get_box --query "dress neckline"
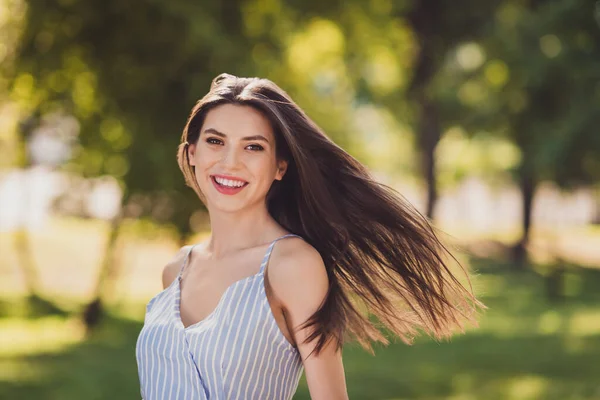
[175,233,300,331]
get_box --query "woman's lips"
[210,175,249,195]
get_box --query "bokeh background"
[1,0,600,399]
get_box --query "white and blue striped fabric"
[135,233,305,399]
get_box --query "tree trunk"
[418,96,441,219]
[512,166,536,267]
[406,0,442,220]
[82,212,124,334]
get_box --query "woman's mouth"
[210,175,249,195]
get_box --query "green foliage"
[442,0,600,188]
[9,0,268,234]
[4,0,599,231]
[8,0,386,234]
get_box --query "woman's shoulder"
[274,235,323,267]
[268,235,329,311]
[161,245,195,289]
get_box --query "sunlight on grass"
[446,395,478,400]
[0,359,45,382]
[569,310,600,336]
[0,316,85,357]
[538,310,562,335]
[536,309,600,337]
[506,375,548,400]
[471,274,507,298]
[451,373,476,393]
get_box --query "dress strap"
[259,233,302,275]
[177,244,197,279]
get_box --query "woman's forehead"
[202,103,274,141]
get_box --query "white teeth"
[214,176,246,188]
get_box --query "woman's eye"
[205,137,262,151]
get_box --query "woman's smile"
[210,174,249,195]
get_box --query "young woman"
[135,73,484,400]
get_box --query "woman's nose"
[220,145,241,168]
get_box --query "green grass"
[1,258,600,399]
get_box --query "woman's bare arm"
[269,239,349,400]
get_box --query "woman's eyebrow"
[203,128,270,143]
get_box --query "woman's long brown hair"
[177,73,485,356]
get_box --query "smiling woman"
[185,102,289,216]
[188,104,283,207]
[134,73,485,400]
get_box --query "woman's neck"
[204,204,282,258]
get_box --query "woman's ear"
[188,143,196,166]
[275,159,288,181]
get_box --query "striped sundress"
[135,233,305,399]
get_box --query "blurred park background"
[0,0,599,399]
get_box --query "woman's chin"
[205,195,254,214]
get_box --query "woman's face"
[187,103,287,213]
